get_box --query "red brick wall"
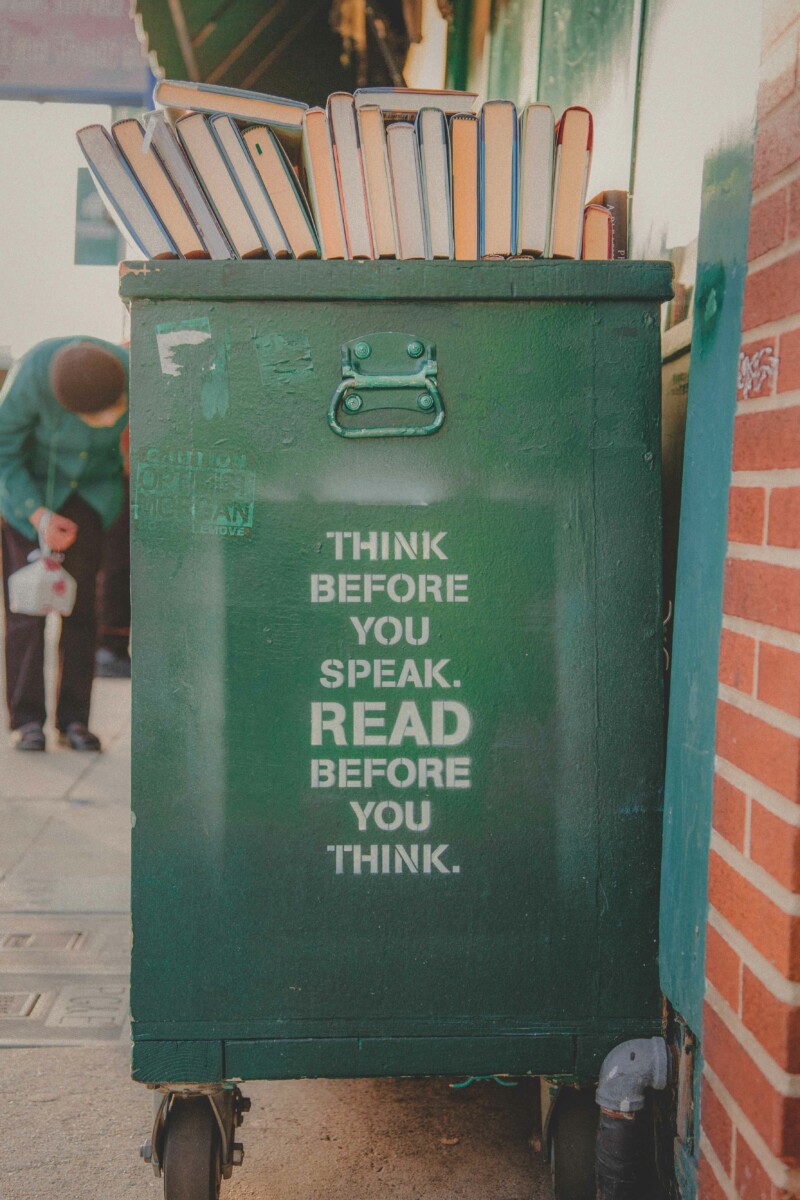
[700,2,800,1196]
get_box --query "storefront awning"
[133,0,419,105]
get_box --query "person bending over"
[0,338,129,751]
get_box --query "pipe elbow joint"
[595,1036,670,1114]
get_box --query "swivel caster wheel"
[162,1096,222,1200]
[549,1087,598,1200]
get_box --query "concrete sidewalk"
[0,625,549,1200]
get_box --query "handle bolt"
[417,392,434,411]
[345,393,363,412]
[353,341,371,360]
[407,340,424,358]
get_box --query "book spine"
[149,119,234,260]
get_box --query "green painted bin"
[123,259,671,1184]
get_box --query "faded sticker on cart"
[155,320,231,420]
[133,448,255,537]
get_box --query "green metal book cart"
[123,259,673,1199]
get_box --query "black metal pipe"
[596,1108,651,1199]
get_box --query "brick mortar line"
[744,792,753,858]
[708,907,800,1005]
[726,541,800,568]
[736,390,800,415]
[751,154,800,206]
[741,311,800,340]
[717,681,800,738]
[698,1134,738,1200]
[710,829,800,914]
[721,614,800,653]
[706,982,800,1095]
[731,468,800,485]
[750,167,800,212]
[761,494,770,549]
[703,1067,800,1191]
[747,231,800,274]
[715,754,800,829]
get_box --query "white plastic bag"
[8,520,77,617]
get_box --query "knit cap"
[50,343,125,415]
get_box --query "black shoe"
[95,647,131,679]
[58,723,101,752]
[12,722,45,752]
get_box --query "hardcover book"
[112,118,209,259]
[210,116,292,259]
[154,79,307,132]
[76,124,177,260]
[327,92,373,259]
[302,108,348,260]
[354,88,477,117]
[548,106,593,259]
[582,203,613,260]
[517,104,554,257]
[140,114,234,260]
[241,124,320,259]
[176,113,267,259]
[386,122,428,260]
[589,189,628,259]
[450,113,479,260]
[417,108,453,260]
[479,100,518,258]
[357,104,398,259]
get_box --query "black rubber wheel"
[550,1087,599,1200]
[162,1096,222,1200]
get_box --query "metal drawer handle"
[327,333,445,439]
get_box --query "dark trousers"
[97,476,130,655]
[2,495,103,731]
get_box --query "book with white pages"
[176,113,267,259]
[327,92,373,259]
[517,103,554,257]
[210,116,291,258]
[302,107,348,260]
[111,118,208,259]
[76,124,177,260]
[582,203,613,259]
[386,122,427,260]
[142,113,234,260]
[548,106,593,259]
[154,79,307,132]
[355,87,477,117]
[416,107,452,259]
[241,124,319,259]
[450,113,479,260]
[357,104,397,258]
[479,100,518,258]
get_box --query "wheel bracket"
[139,1086,250,1181]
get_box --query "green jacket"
[0,337,129,541]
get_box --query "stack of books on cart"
[76,81,629,264]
